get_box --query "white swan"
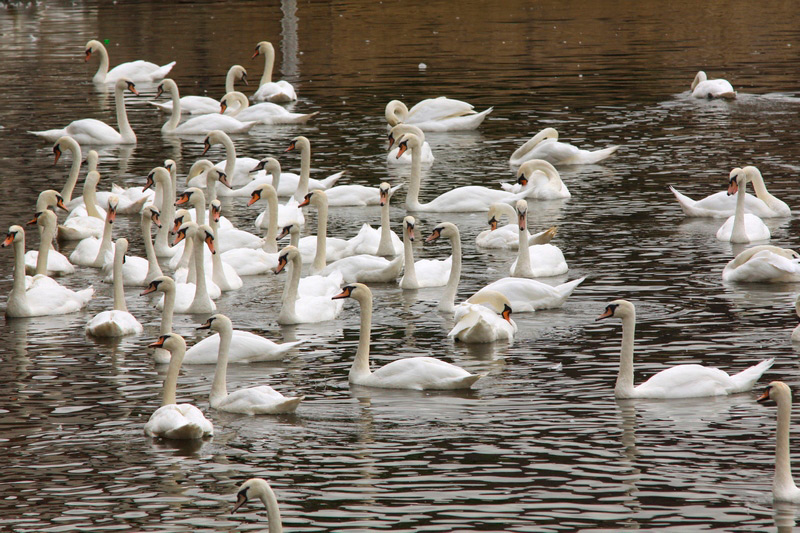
[193,130,273,190]
[757,382,800,502]
[387,124,434,165]
[86,238,143,337]
[204,213,244,292]
[231,478,283,532]
[221,92,316,124]
[158,79,257,135]
[424,222,463,312]
[509,127,619,167]
[69,196,117,268]
[30,79,138,144]
[321,253,403,284]
[184,315,302,365]
[449,290,517,343]
[342,182,403,257]
[722,245,800,283]
[250,164,305,231]
[509,200,569,278]
[691,70,735,99]
[670,166,790,218]
[476,202,557,249]
[297,190,354,268]
[200,314,304,414]
[249,152,343,198]
[53,135,82,204]
[24,208,74,276]
[209,200,263,254]
[716,167,771,243]
[333,283,482,389]
[150,64,247,114]
[399,216,451,289]
[143,334,214,440]
[475,276,585,313]
[85,39,175,84]
[501,159,571,199]
[251,41,297,103]
[140,276,177,364]
[273,246,344,325]
[157,222,217,314]
[597,299,773,398]
[397,132,537,211]
[2,225,93,317]
[385,97,492,131]
[220,186,282,276]
[60,171,105,241]
[102,206,163,286]
[144,166,178,257]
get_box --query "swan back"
[465,290,513,315]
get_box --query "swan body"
[510,127,619,167]
[30,79,138,144]
[144,166,179,257]
[757,382,800,503]
[248,166,305,232]
[185,330,302,365]
[231,478,284,532]
[342,183,403,257]
[509,200,569,277]
[140,276,178,364]
[716,168,770,243]
[143,334,213,440]
[158,79,257,135]
[334,284,482,389]
[59,171,106,240]
[52,136,82,204]
[476,276,585,313]
[501,159,571,199]
[222,92,316,124]
[385,97,492,132]
[85,39,174,84]
[249,155,343,198]
[2,225,93,317]
[476,202,557,249]
[69,196,118,268]
[387,124,434,165]
[722,245,800,283]
[322,254,404,283]
[86,238,143,337]
[691,70,736,99]
[25,208,75,276]
[251,41,297,103]
[670,166,790,218]
[299,190,355,270]
[449,291,516,343]
[273,246,344,325]
[102,206,163,286]
[399,216,451,289]
[424,222,465,312]
[598,299,774,399]
[150,64,247,114]
[201,315,303,415]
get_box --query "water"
[2,0,800,531]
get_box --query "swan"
[52,135,82,204]
[297,190,354,268]
[273,246,345,325]
[184,314,302,365]
[251,40,297,103]
[342,182,403,257]
[757,382,800,502]
[509,127,619,167]
[156,222,217,314]
[476,202,557,249]
[221,91,316,124]
[144,166,178,257]
[157,79,257,135]
[597,299,774,398]
[449,290,517,343]
[194,130,270,190]
[321,252,403,284]
[250,165,305,231]
[168,218,222,297]
[143,334,214,440]
[423,222,463,312]
[670,166,790,218]
[102,206,163,286]
[140,276,178,364]
[209,200,263,254]
[24,208,75,276]
[509,200,569,278]
[86,238,143,337]
[250,153,342,198]
[333,283,482,389]
[174,188,237,249]
[397,132,538,211]
[85,39,175,84]
[64,150,144,215]
[69,196,117,268]
[385,97,492,131]
[204,211,244,292]
[2,225,93,317]
[387,124,434,165]
[219,187,283,276]
[793,297,800,343]
[60,170,106,241]
[150,64,247,114]
[231,477,283,532]
[722,245,800,283]
[716,167,771,243]
[691,70,736,99]
[200,314,304,414]
[474,276,585,313]
[501,159,571,199]
[30,78,138,144]
[399,216,451,289]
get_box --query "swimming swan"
[150,64,247,114]
[231,477,283,532]
[251,41,297,103]
[385,97,492,132]
[475,202,557,249]
[756,381,800,502]
[509,127,618,167]
[722,245,800,283]
[449,290,517,343]
[85,39,175,84]
[86,238,143,337]
[157,79,257,135]
[273,246,345,325]
[509,200,568,278]
[399,216,451,289]
[716,167,771,243]
[690,70,735,99]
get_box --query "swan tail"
[273,339,305,354]
[241,121,259,132]
[669,186,698,216]
[389,183,404,197]
[148,101,171,111]
[554,277,585,304]
[253,396,304,414]
[443,373,483,389]
[529,226,557,245]
[320,171,345,189]
[29,129,64,142]
[716,91,737,100]
[296,111,319,124]
[150,61,177,81]
[163,422,204,440]
[729,358,774,393]
[579,145,619,164]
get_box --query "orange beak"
[175,193,190,206]
[757,389,771,403]
[202,138,211,155]
[277,225,291,239]
[140,281,160,296]
[148,336,167,349]
[247,191,261,207]
[173,230,186,246]
[273,255,288,274]
[26,213,39,225]
[126,82,139,96]
[425,228,441,243]
[285,141,296,153]
[53,145,62,164]
[332,287,352,300]
[387,133,395,149]
[502,305,512,323]
[220,102,227,114]
[212,207,221,223]
[84,49,92,62]
[251,46,260,59]
[204,234,216,254]
[1,233,14,247]
[108,207,117,224]
[489,217,498,231]
[172,218,183,234]
[218,172,232,189]
[517,176,528,186]
[56,197,68,211]
[298,193,312,207]
[727,178,739,196]
[151,212,162,228]
[379,189,388,206]
[396,142,408,159]
[596,308,614,321]
[144,173,155,191]
[407,226,415,241]
[518,212,526,231]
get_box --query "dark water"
[2,0,800,531]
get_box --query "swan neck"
[165,83,181,131]
[192,233,210,306]
[84,177,101,219]
[161,286,175,334]
[35,219,56,276]
[61,142,81,203]
[93,44,109,82]
[402,230,417,284]
[221,135,237,179]
[260,46,275,85]
[406,143,423,210]
[210,326,231,405]
[295,144,311,201]
[283,253,301,318]
[142,218,162,282]
[224,69,238,94]
[732,178,748,243]
[515,218,532,276]
[376,200,393,256]
[112,247,127,312]
[94,215,113,267]
[439,233,462,312]
[154,176,172,254]
[350,293,373,380]
[11,235,27,298]
[312,201,328,272]
[161,342,185,406]
[264,191,278,252]
[114,80,135,142]
[615,314,636,398]
[260,486,283,533]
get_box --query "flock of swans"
[7,38,799,524]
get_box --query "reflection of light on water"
[281,0,299,79]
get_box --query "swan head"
[388,124,425,149]
[516,159,557,184]
[691,71,708,90]
[115,78,139,96]
[250,157,281,175]
[229,64,248,85]
[379,182,392,206]
[273,245,300,274]
[395,132,421,159]
[1,225,23,248]
[115,237,129,258]
[298,189,326,209]
[727,167,747,196]
[247,184,277,206]
[106,195,119,224]
[52,135,79,164]
[164,159,176,172]
[425,222,459,243]
[385,100,409,126]
[145,167,170,191]
[202,130,228,156]
[37,190,68,212]
[210,200,222,223]
[30,209,56,230]
[466,290,514,321]
[140,275,176,296]
[175,187,204,209]
[252,41,274,59]
[285,136,310,154]
[757,381,791,406]
[143,206,162,228]
[515,200,528,230]
[220,91,248,114]
[232,477,275,513]
[84,40,104,62]
[198,313,232,333]
[403,216,415,241]
[154,79,174,99]
[172,209,192,234]
[173,220,199,247]
[596,299,635,321]
[277,222,299,241]
[148,333,186,353]
[199,224,216,255]
[332,282,371,304]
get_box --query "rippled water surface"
[3,1,800,531]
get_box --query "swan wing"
[106,60,175,83]
[722,250,800,283]
[86,310,143,337]
[185,331,301,364]
[368,356,478,390]
[406,97,475,122]
[216,386,303,415]
[633,363,765,399]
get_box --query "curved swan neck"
[311,197,328,272]
[775,390,799,497]
[60,138,82,203]
[112,241,127,312]
[160,285,175,334]
[439,232,462,312]
[161,340,185,406]
[142,215,163,283]
[260,43,275,85]
[263,187,279,252]
[294,141,312,202]
[351,291,373,380]
[11,233,27,299]
[615,314,636,398]
[219,133,237,179]
[191,231,211,308]
[511,128,557,162]
[402,225,417,285]
[283,252,302,318]
[406,141,423,210]
[114,80,135,143]
[84,173,102,219]
[210,324,232,405]
[154,170,174,255]
[376,196,393,257]
[93,209,114,268]
[225,66,242,94]
[92,43,110,83]
[35,213,57,276]
[164,80,181,131]
[731,177,748,243]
